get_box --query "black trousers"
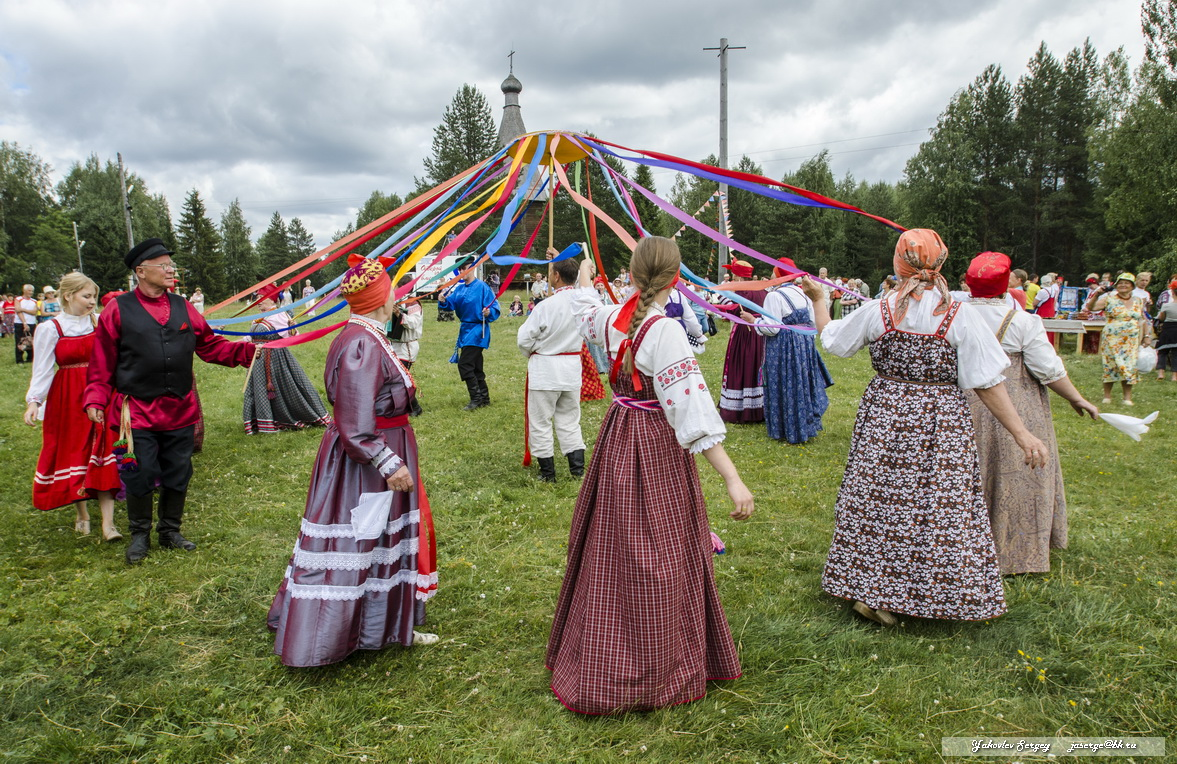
[122,426,196,497]
[457,346,486,392]
[14,323,33,363]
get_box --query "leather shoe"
[125,533,150,564]
[159,531,197,551]
[537,456,557,483]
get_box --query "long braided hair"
[623,236,682,376]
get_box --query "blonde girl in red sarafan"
[546,236,754,715]
[24,272,121,540]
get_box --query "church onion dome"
[501,74,523,94]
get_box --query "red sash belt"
[372,412,435,600]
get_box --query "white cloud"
[0,0,1146,246]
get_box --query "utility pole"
[72,221,84,272]
[117,152,135,249]
[704,38,745,283]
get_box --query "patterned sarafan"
[821,299,1007,621]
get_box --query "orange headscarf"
[891,229,950,326]
[340,255,393,314]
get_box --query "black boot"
[537,457,557,483]
[125,492,154,564]
[157,488,196,551]
[477,380,490,407]
[410,396,423,417]
[567,449,585,478]
[463,378,483,411]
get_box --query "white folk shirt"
[390,303,423,363]
[755,283,814,337]
[574,288,726,453]
[821,294,1011,390]
[966,298,1068,385]
[1033,283,1061,309]
[517,286,583,392]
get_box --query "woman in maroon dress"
[546,238,754,714]
[714,259,767,423]
[268,257,438,667]
[23,273,121,540]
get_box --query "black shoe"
[567,449,586,477]
[463,398,483,411]
[125,533,150,564]
[159,531,197,551]
[537,457,557,483]
[410,397,423,417]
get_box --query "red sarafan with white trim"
[546,316,741,715]
[31,319,119,510]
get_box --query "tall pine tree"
[256,212,290,283]
[220,199,256,296]
[418,84,498,189]
[176,189,224,299]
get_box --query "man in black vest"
[84,239,256,563]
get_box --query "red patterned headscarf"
[340,255,393,314]
[891,229,950,326]
[965,251,1011,299]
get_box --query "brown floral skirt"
[966,353,1066,574]
[821,376,1007,620]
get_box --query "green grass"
[1,305,1174,763]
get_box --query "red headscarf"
[965,252,1011,299]
[722,259,754,279]
[772,257,804,281]
[340,254,393,314]
[891,229,950,326]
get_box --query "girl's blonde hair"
[624,236,682,375]
[57,272,99,325]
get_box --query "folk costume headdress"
[772,257,804,281]
[340,254,394,313]
[722,259,754,279]
[965,252,1011,299]
[891,228,951,326]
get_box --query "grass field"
[1,303,1173,763]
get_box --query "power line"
[734,127,932,157]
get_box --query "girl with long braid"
[546,236,754,715]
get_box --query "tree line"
[1,1,1172,299]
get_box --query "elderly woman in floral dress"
[1084,273,1147,406]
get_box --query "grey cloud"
[0,0,1146,242]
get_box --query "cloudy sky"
[0,0,1146,246]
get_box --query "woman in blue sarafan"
[754,257,833,444]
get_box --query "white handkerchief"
[1100,411,1159,442]
[349,492,394,540]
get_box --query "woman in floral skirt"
[814,230,1047,626]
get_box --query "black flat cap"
[125,238,174,269]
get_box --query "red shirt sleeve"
[84,300,122,411]
[186,302,256,368]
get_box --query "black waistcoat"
[114,292,196,398]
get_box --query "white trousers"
[527,388,585,458]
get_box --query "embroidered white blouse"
[821,294,1011,390]
[574,288,725,453]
